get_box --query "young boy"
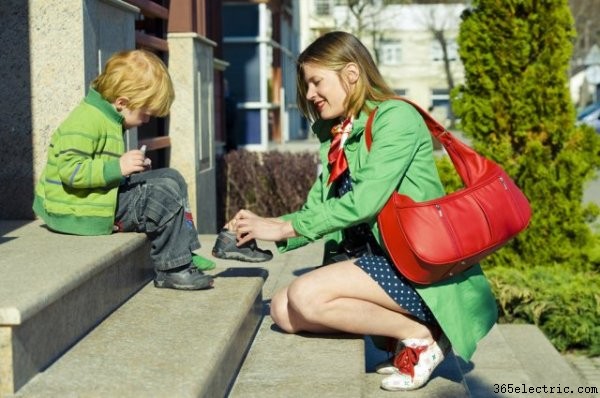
[33,49,214,290]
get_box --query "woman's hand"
[231,209,296,245]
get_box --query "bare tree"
[569,0,600,73]
[335,0,410,64]
[415,4,464,127]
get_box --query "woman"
[229,31,497,391]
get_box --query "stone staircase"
[1,220,596,398]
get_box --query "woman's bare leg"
[269,259,434,342]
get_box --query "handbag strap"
[365,96,490,188]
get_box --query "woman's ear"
[344,63,360,84]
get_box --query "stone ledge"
[14,267,266,397]
[0,220,152,395]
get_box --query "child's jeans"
[114,168,201,271]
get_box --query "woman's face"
[303,63,348,120]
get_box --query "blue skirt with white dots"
[335,170,435,325]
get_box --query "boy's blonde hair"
[92,49,174,117]
[296,31,395,121]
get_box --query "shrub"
[451,0,600,270]
[487,266,600,355]
[220,150,319,222]
[442,0,600,355]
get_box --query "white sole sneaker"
[380,335,450,391]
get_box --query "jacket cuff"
[103,160,123,186]
[275,213,310,252]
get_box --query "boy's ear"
[343,63,360,84]
[114,96,130,111]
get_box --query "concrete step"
[210,239,364,397]
[12,266,266,398]
[0,220,152,396]
[363,324,593,398]
[485,324,597,398]
[229,322,364,397]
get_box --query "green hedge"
[486,265,600,356]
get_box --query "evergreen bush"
[441,0,600,354]
[450,0,600,270]
[487,266,600,355]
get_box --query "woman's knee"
[285,278,325,324]
[270,288,297,333]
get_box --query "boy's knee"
[163,168,187,187]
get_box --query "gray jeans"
[114,168,201,271]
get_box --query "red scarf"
[327,117,353,185]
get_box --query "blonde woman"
[33,49,214,290]
[228,31,497,391]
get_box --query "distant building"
[222,0,304,151]
[300,1,467,126]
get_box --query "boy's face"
[121,107,152,129]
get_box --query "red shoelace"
[393,345,428,378]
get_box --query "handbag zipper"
[499,176,508,190]
[434,204,462,261]
[498,175,530,227]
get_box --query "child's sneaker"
[380,334,450,391]
[154,264,214,290]
[212,229,273,262]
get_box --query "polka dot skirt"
[334,170,436,325]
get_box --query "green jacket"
[33,88,125,235]
[277,99,497,360]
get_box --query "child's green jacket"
[276,99,497,360]
[33,89,125,235]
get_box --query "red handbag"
[366,98,532,284]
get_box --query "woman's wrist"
[280,220,297,239]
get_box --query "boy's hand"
[120,149,147,176]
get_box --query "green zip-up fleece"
[33,88,125,236]
[276,99,497,360]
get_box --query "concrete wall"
[168,33,218,234]
[0,0,137,220]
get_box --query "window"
[315,0,332,16]
[381,42,402,65]
[431,88,451,119]
[431,88,450,106]
[431,39,458,62]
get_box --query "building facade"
[300,1,466,126]
[221,0,304,151]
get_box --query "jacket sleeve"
[290,101,432,241]
[53,124,122,189]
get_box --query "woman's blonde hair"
[296,31,395,121]
[92,49,174,117]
